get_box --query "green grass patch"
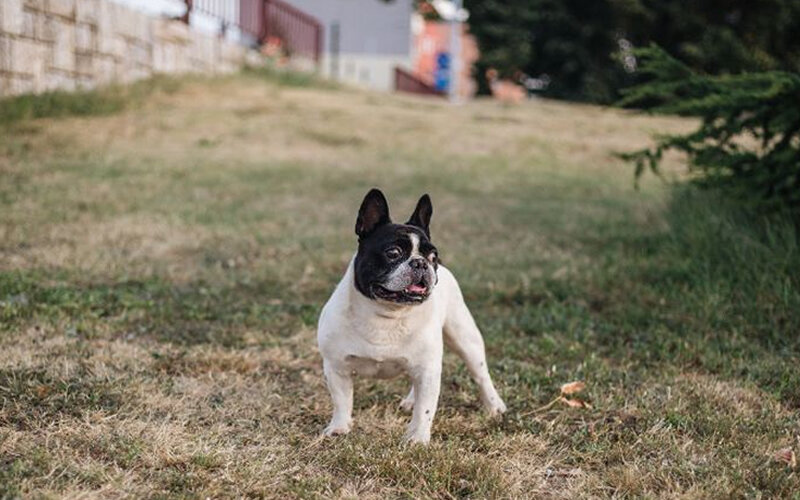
[576,186,800,404]
[0,367,124,428]
[242,64,340,89]
[0,272,319,347]
[0,76,183,126]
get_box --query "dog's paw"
[485,398,507,418]
[322,420,352,437]
[402,428,430,445]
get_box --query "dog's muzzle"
[373,259,436,303]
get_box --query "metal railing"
[395,67,445,97]
[185,0,240,31]
[237,0,265,44]
[262,0,322,63]
[183,0,322,63]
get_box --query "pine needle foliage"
[619,45,800,217]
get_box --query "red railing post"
[180,0,321,59]
[181,0,193,24]
[261,0,322,60]
[262,0,271,44]
[395,67,445,97]
[314,22,321,64]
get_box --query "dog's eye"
[385,246,402,260]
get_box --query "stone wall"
[0,0,254,96]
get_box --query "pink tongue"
[406,284,427,294]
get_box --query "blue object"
[434,52,451,92]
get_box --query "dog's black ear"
[355,188,391,238]
[406,194,432,237]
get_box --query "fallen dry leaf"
[560,381,586,395]
[560,396,592,409]
[34,385,51,398]
[774,448,797,468]
[521,381,592,416]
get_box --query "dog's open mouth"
[373,278,430,303]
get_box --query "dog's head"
[353,189,439,305]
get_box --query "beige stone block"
[118,63,144,84]
[151,43,166,72]
[33,13,56,42]
[94,54,115,83]
[116,8,149,41]
[141,45,153,68]
[49,18,74,71]
[128,40,148,66]
[75,22,94,51]
[98,28,125,59]
[6,37,47,75]
[0,0,25,35]
[10,75,36,95]
[0,37,47,93]
[75,75,94,90]
[96,28,114,56]
[75,51,92,74]
[115,9,136,39]
[47,0,76,18]
[177,48,192,72]
[136,11,152,41]
[153,41,182,73]
[113,54,127,80]
[23,0,46,13]
[126,65,151,83]
[153,18,190,44]
[75,0,99,24]
[189,33,216,71]
[0,36,11,72]
[113,36,126,58]
[21,10,36,38]
[165,43,190,73]
[43,70,76,91]
[220,41,245,65]
[96,0,117,53]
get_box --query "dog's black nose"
[409,258,427,270]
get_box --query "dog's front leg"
[404,363,442,444]
[323,360,353,436]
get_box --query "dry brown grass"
[1,73,797,498]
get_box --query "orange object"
[486,68,526,104]
[413,21,479,99]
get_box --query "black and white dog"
[317,189,506,444]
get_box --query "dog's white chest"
[351,316,413,345]
[344,355,408,379]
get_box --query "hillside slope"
[1,73,797,498]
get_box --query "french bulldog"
[317,189,506,444]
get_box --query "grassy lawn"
[1,71,798,498]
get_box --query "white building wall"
[320,53,411,92]
[287,0,414,92]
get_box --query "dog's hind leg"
[443,292,506,417]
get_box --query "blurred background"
[4,0,799,102]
